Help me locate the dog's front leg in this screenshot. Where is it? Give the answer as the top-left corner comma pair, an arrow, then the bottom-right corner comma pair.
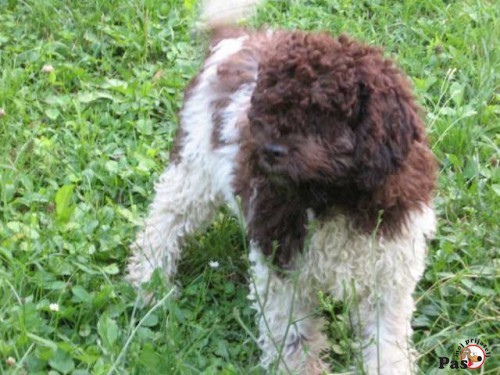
356,234 -> 430,375
356,207 -> 435,375
358,289 -> 418,375
248,243 -> 330,375
126,161 -> 220,287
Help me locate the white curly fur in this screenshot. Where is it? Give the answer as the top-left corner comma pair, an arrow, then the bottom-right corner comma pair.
126,7 -> 436,374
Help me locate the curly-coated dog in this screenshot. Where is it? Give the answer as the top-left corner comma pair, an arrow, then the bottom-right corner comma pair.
126,1 -> 437,373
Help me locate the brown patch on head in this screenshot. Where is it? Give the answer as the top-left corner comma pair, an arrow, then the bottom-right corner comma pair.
234,31 -> 437,267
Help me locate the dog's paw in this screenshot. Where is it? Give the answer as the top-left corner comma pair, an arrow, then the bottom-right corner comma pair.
125,253 -> 157,288
126,265 -> 180,306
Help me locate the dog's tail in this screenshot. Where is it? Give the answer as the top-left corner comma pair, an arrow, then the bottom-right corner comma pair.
199,0 -> 264,30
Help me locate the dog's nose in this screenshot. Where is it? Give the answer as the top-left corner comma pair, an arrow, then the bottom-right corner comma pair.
263,144 -> 288,158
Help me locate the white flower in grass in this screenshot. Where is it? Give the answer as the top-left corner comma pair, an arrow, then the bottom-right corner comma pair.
208,260 -> 219,269
49,303 -> 59,312
41,64 -> 54,73
0,108 -> 5,117
6,356 -> 16,366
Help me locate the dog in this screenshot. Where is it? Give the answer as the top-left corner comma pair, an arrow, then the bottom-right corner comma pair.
126,1 -> 437,373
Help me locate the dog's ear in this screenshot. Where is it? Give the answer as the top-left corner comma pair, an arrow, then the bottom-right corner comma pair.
353,83 -> 421,190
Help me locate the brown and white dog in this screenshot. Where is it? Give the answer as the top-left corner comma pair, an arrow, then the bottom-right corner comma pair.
126,1 -> 437,373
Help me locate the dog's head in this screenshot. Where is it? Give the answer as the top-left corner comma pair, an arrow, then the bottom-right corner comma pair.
245,32 -> 425,195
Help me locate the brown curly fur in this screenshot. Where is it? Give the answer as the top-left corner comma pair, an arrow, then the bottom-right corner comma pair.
210,31 -> 438,267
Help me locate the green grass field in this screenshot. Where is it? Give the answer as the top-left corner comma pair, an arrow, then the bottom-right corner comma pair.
0,0 -> 498,374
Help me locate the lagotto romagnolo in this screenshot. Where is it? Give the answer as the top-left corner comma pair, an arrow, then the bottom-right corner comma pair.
126,1 -> 437,373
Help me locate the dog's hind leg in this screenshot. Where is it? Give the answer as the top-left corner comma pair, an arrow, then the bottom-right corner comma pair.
126,160 -> 221,287
248,243 -> 330,375
126,34 -> 250,288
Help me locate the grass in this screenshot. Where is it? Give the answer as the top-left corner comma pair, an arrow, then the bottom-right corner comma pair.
0,0 -> 498,374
